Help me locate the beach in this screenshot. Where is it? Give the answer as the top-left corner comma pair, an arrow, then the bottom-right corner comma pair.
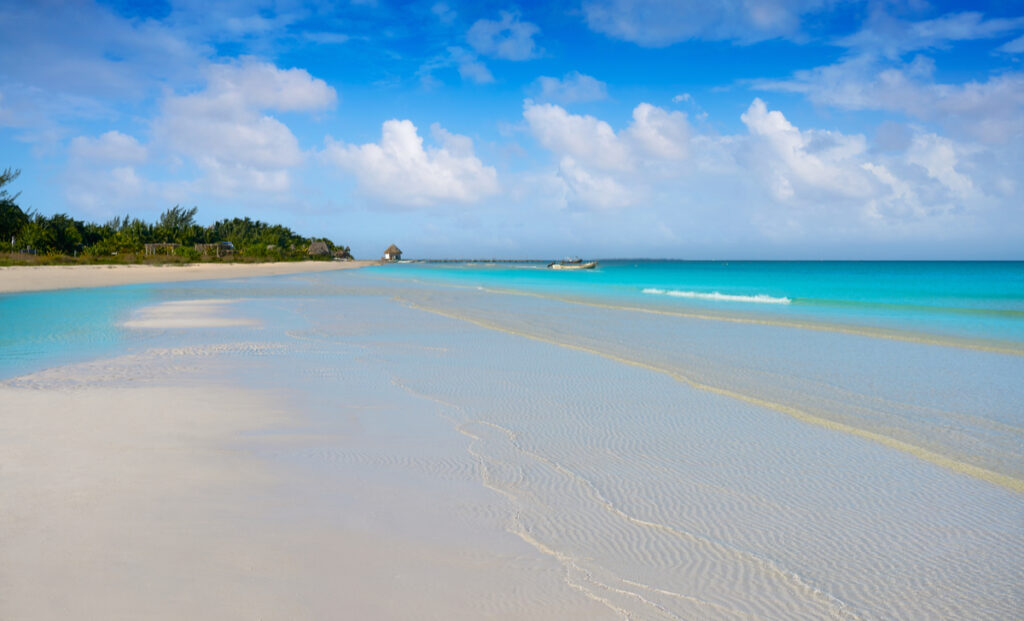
0,260 -> 379,294
1,264 -> 1021,619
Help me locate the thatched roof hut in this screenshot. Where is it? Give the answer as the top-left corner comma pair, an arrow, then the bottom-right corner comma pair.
383,244 -> 402,261
307,240 -> 331,256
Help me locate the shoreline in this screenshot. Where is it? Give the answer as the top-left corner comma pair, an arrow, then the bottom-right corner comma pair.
0,260 -> 380,294
0,268 -> 1020,618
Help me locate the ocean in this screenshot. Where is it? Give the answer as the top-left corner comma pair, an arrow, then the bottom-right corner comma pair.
1,261 -> 1022,618
369,260 -> 1024,345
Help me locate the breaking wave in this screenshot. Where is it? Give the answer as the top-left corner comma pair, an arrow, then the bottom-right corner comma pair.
642,288 -> 791,305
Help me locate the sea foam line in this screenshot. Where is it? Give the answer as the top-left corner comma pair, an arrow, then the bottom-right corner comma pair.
643,288 -> 791,305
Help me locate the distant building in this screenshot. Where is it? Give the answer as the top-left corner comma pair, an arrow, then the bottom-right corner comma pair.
195,241 -> 234,257
307,240 -> 331,256
144,243 -> 180,256
383,244 -> 402,261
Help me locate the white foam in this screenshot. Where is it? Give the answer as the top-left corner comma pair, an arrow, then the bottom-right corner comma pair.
642,288 -> 791,304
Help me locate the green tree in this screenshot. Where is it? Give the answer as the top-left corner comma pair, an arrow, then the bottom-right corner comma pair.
20,215 -> 56,253
0,168 -> 28,244
157,205 -> 199,244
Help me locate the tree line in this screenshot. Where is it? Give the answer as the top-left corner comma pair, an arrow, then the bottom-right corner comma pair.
0,168 -> 350,261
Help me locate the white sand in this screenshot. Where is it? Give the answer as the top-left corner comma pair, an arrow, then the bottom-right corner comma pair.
0,260 -> 378,294
0,297 -> 611,620
122,299 -> 259,329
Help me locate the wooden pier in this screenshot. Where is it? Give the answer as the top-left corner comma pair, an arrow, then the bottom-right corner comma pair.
414,259 -> 550,264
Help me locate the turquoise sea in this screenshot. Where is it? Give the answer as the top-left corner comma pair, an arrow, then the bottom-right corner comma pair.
2,261 -> 1022,381
371,260 -> 1024,345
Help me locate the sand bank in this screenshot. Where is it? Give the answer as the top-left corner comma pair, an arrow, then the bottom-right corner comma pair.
0,260 -> 378,294
0,298 -> 611,620
2,270 -> 1021,619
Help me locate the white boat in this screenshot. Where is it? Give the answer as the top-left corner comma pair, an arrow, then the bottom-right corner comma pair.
548,259 -> 597,270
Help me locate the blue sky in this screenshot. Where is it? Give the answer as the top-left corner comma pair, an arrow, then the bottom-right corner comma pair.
1,0 -> 1023,259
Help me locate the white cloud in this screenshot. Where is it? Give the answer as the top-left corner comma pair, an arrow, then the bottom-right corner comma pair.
524,100 -> 691,209
521,96 -> 996,233
524,100 -> 690,172
1000,34 -> 1024,54
418,47 -> 494,86
627,103 -> 690,160
524,102 -> 632,171
69,130 -> 147,164
861,162 -> 925,221
751,9 -> 1024,145
733,98 -> 1000,229
64,131 -> 156,215
448,47 -> 494,84
153,59 -> 336,196
672,93 -> 692,103
468,11 -> 540,60
64,164 -> 147,214
839,10 -> 1024,58
558,157 -> 633,209
0,1 -> 204,101
534,72 -> 608,104
756,55 -> 1024,144
323,119 -> 499,206
906,133 -> 974,198
740,98 -> 874,201
199,60 -> 337,112
581,0 -> 828,47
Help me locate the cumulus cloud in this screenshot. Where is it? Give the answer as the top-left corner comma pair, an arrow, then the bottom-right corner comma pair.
735,98 -> 992,228
323,119 -> 499,206
522,94 -> 997,232
153,59 -> 336,196
628,103 -> 690,160
581,0 -> 828,47
906,133 -> 974,198
557,157 -> 633,209
524,102 -> 631,171
524,100 -> 690,172
524,100 -> 691,208
533,72 -> 607,104
468,11 -> 541,60
740,98 -> 873,201
69,130 -> 147,163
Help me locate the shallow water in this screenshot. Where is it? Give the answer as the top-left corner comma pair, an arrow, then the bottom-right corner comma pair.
1,267 -> 1022,619
372,261 -> 1024,344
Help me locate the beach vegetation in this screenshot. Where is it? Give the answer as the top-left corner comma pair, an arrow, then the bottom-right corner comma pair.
0,170 -> 351,265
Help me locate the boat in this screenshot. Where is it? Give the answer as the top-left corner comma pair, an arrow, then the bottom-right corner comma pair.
548,257 -> 598,270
